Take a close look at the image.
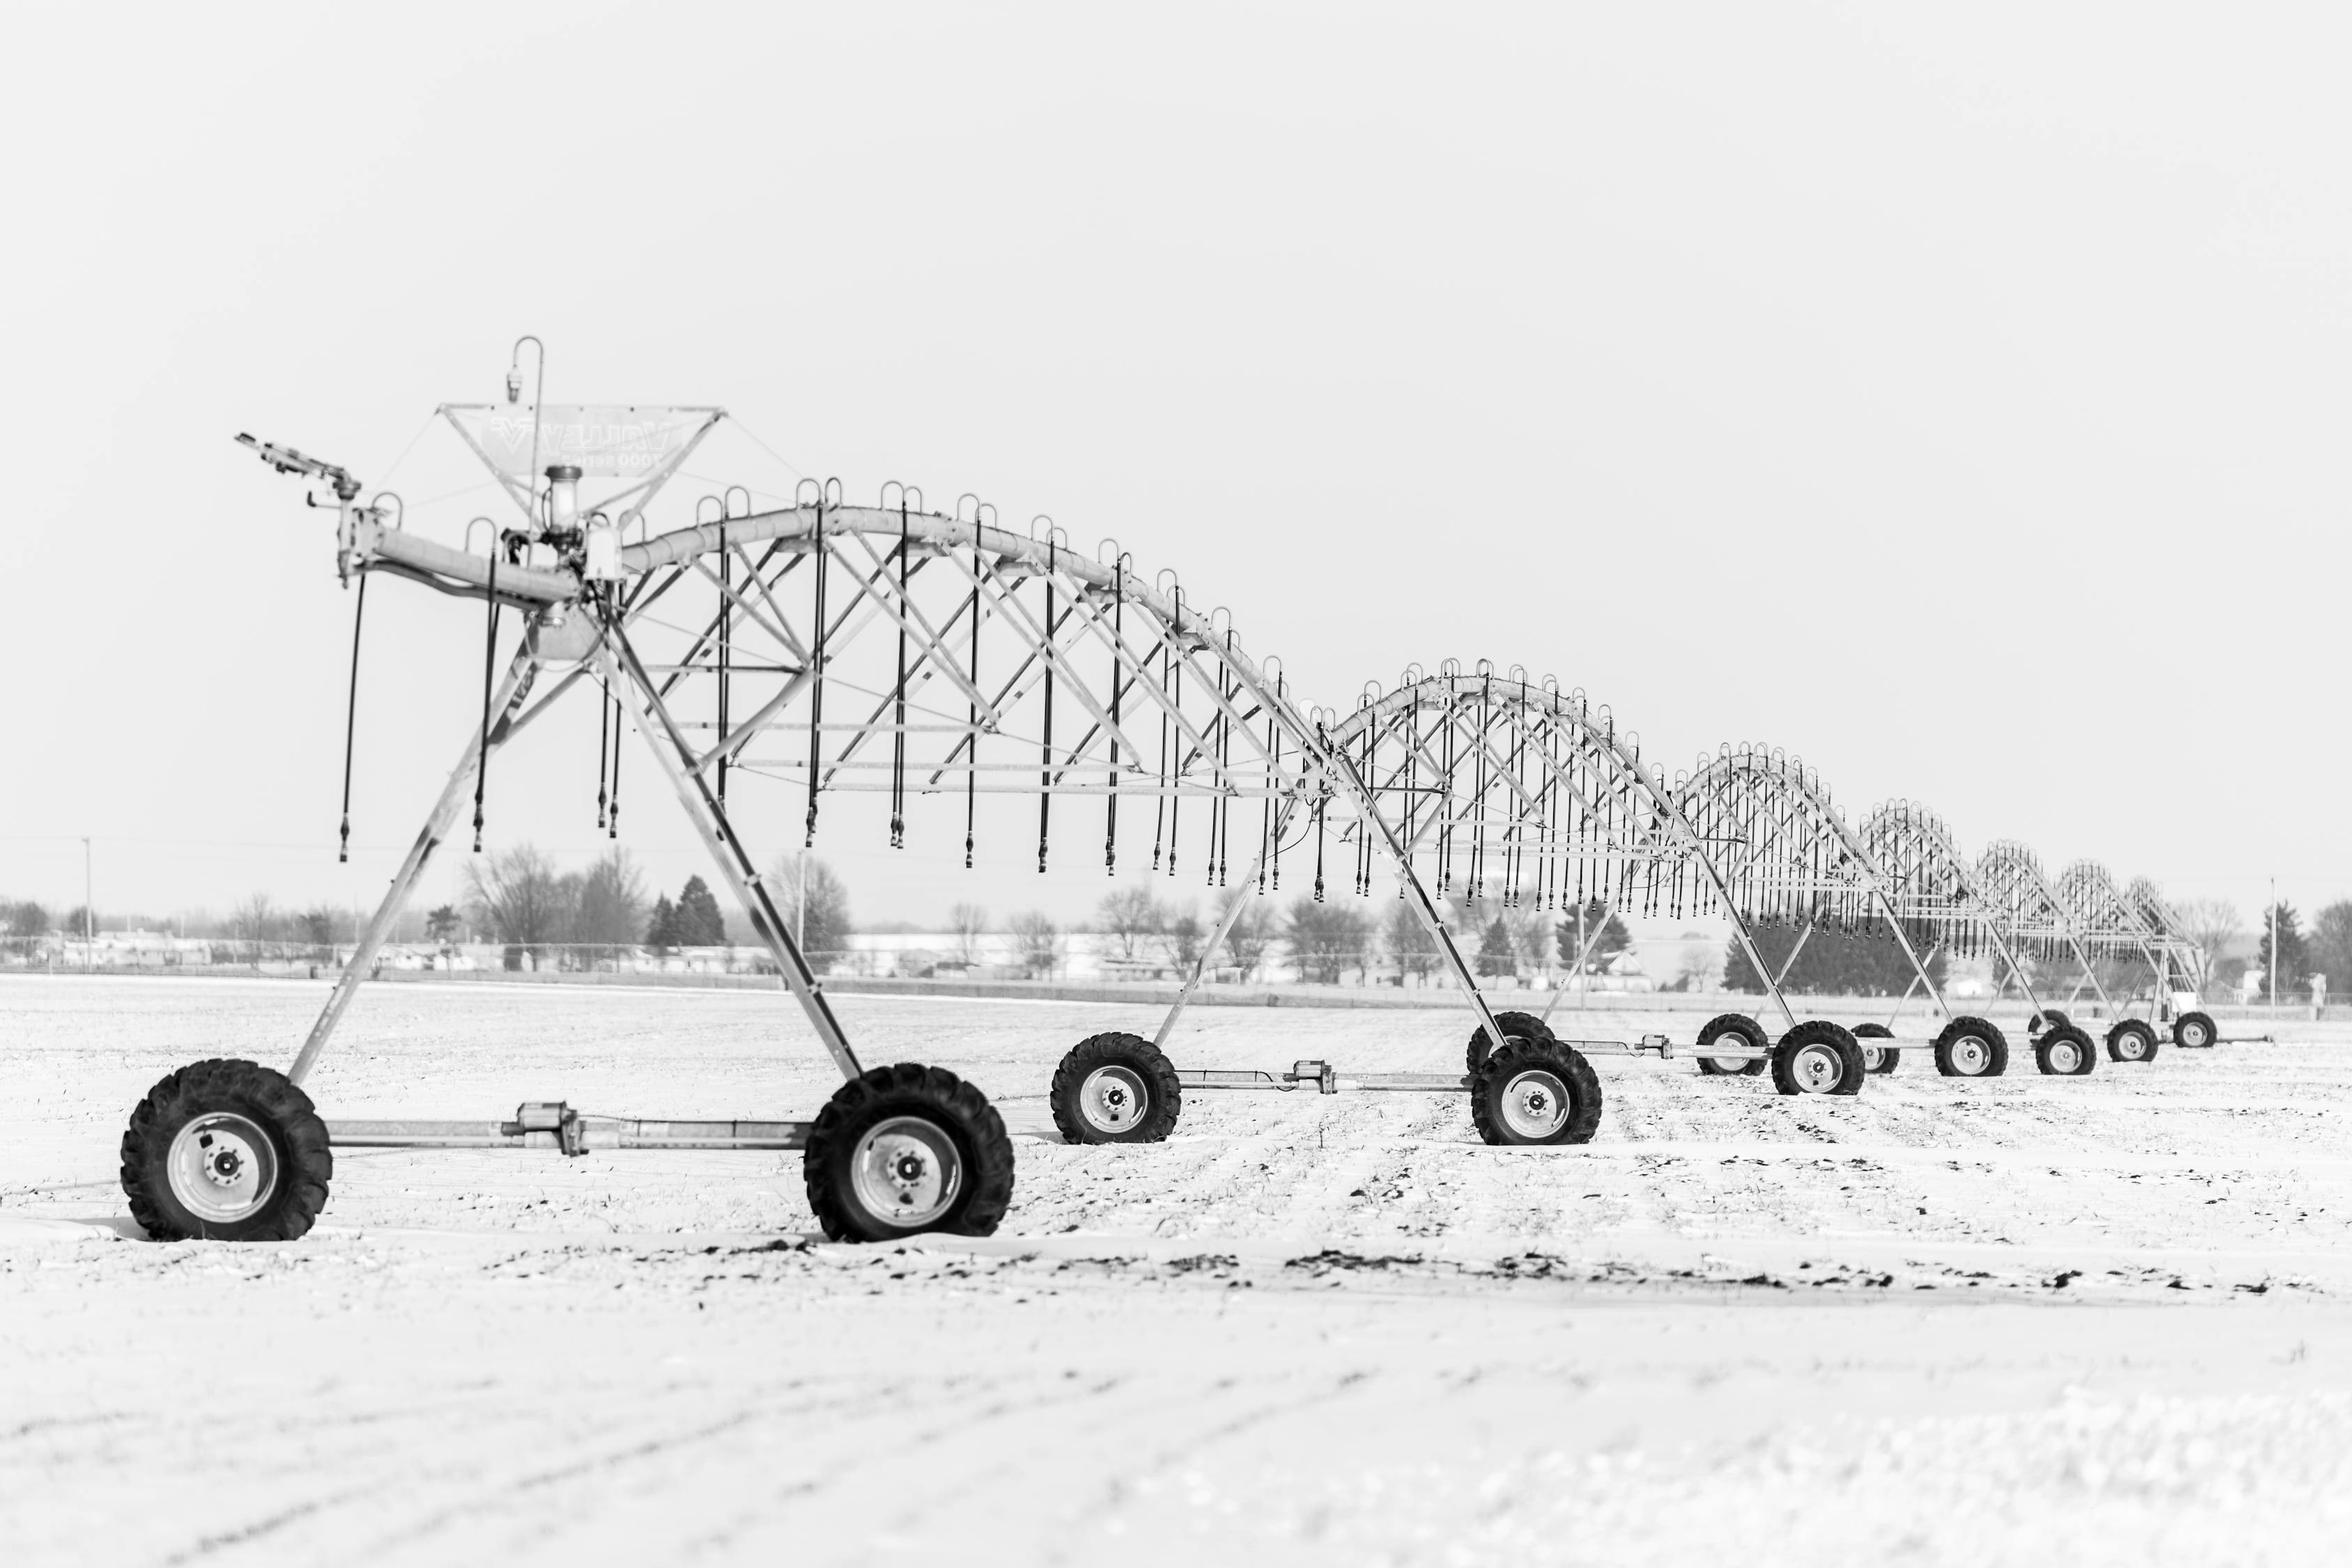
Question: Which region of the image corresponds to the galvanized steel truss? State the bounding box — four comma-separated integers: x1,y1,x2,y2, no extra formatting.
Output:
309,485,1535,1089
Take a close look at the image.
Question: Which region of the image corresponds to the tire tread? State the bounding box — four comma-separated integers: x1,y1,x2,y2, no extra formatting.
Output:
1049,1032,1183,1144
804,1063,1015,1242
119,1058,333,1243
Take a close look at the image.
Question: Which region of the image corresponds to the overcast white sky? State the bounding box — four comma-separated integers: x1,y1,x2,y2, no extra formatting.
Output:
1,3,2346,935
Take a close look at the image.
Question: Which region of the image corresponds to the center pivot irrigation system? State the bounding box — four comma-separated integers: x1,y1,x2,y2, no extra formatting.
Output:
124,351,1689,1245
1045,672,1929,1146
116,347,2230,1245
2052,863,2224,1053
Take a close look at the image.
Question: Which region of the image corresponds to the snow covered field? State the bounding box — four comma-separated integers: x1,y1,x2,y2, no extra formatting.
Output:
7,974,2352,1565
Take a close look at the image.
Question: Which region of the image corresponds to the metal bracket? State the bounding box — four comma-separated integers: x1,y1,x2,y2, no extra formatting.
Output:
1284,1060,1339,1094
510,1102,586,1155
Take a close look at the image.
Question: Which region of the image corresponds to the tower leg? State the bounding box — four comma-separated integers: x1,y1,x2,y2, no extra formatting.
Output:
288,642,539,1086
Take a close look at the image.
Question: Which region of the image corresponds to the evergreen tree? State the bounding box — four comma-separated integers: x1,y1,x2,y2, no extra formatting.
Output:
644,893,679,951
1721,925,1945,996
1475,915,1517,977
674,875,727,946
1555,898,1631,971
2309,900,2352,995
2256,902,2308,997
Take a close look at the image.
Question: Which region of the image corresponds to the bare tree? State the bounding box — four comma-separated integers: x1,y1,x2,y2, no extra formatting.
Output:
948,902,988,967
2172,898,2241,994
1502,903,1554,983
766,854,854,962
1218,887,1277,981
466,845,574,948
569,848,648,946
231,892,279,943
1286,898,1371,983
1383,896,1439,984
1673,941,1720,992
1096,886,1162,960
1008,911,1063,978
1160,902,1204,974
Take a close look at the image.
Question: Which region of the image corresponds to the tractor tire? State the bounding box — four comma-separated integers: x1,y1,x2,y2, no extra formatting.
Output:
1050,1032,1183,1144
1854,1022,1900,1075
1932,1016,2009,1078
1694,1013,1769,1077
1771,1021,1866,1097
1466,1010,1556,1075
2033,1022,2098,1077
120,1059,334,1243
2106,1019,2161,1064
1471,1038,1604,1146
804,1063,1015,1243
2028,1008,2073,1037
2174,1011,2218,1050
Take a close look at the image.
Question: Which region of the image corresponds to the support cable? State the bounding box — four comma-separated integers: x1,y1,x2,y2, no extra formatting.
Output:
890,501,909,848
337,573,369,863
594,667,610,831
804,498,827,846
471,541,502,852
1105,555,1125,873
964,535,978,868
1038,538,1055,873
606,667,623,840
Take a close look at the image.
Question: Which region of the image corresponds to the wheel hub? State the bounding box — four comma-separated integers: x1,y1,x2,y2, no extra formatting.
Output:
1079,1066,1148,1133
1950,1036,1990,1074
851,1116,962,1227
165,1113,279,1224
2050,1041,2082,1073
1792,1045,1842,1092
1500,1068,1570,1139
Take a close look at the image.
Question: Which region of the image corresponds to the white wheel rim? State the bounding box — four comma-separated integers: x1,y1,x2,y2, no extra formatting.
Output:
2050,1041,2082,1073
1079,1065,1149,1134
1500,1068,1571,1138
850,1115,962,1228
1705,1055,1747,1073
2120,1033,2147,1059
1950,1036,1991,1075
2183,1022,2210,1047
1792,1044,1844,1092
1861,1045,1887,1071
167,1112,279,1224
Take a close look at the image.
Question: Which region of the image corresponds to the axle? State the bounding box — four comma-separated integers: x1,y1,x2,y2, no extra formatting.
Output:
327,1102,809,1153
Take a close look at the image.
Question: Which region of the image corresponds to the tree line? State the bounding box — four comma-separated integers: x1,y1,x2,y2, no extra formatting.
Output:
975,889,1639,984
455,846,853,958
1715,898,2352,1003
